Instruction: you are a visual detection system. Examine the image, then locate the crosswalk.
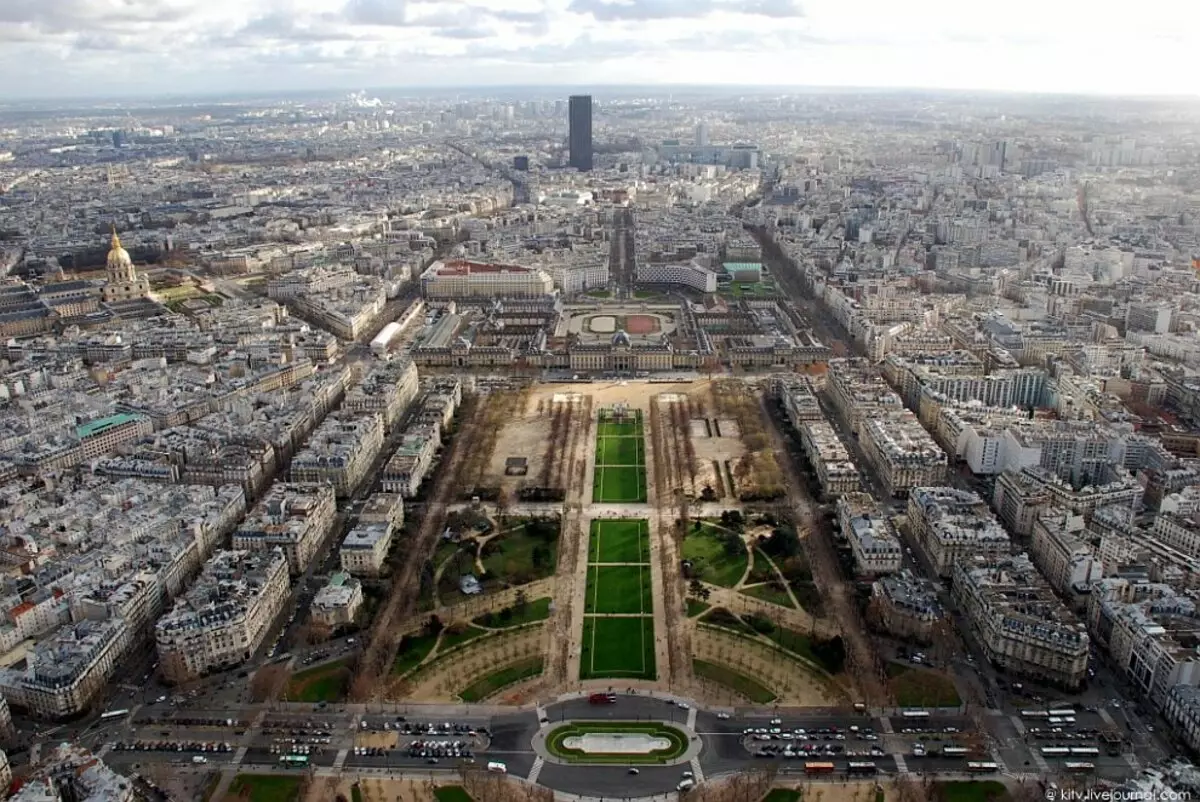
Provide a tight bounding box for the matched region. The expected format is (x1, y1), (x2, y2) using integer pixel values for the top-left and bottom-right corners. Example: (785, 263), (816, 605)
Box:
(332, 748), (350, 770)
(686, 707), (698, 730)
(527, 756), (546, 785)
(892, 753), (908, 773)
(689, 757), (704, 783)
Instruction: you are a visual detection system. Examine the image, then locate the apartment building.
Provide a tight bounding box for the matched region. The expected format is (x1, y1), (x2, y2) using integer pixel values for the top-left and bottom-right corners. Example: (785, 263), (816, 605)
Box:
(907, 486), (1011, 577)
(0, 618), (130, 719)
(1090, 579), (1200, 708)
(155, 548), (290, 684)
(838, 493), (902, 575)
(9, 743), (133, 802)
(1164, 685), (1200, 756)
(340, 522), (393, 576)
(359, 493), (404, 528)
(1030, 512), (1104, 604)
(1153, 510), (1200, 557)
(871, 571), (944, 643)
(75, 413), (153, 461)
(860, 412), (947, 498)
(952, 553), (1089, 690)
(289, 411), (384, 497)
(381, 424), (441, 497)
(993, 465), (1143, 537)
(233, 483), (337, 574)
(826, 358), (905, 435)
(775, 375), (822, 427)
(420, 259), (553, 299)
(799, 420), (860, 498)
(341, 358), (420, 433)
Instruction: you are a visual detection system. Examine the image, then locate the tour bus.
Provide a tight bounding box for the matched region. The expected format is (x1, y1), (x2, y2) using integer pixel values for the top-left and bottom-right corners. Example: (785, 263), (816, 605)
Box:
(1041, 747), (1070, 756)
(942, 747), (968, 757)
(1048, 717), (1064, 726)
(1049, 708), (1076, 718)
(804, 762), (836, 775)
(279, 755), (308, 767)
(100, 709), (130, 721)
(588, 693), (617, 705)
(900, 710), (930, 719)
(1066, 762), (1095, 773)
(1021, 709), (1049, 719)
(1070, 747), (1100, 756)
(487, 762), (508, 774)
(847, 762), (878, 775)
(967, 762), (999, 773)
(853, 703), (867, 713)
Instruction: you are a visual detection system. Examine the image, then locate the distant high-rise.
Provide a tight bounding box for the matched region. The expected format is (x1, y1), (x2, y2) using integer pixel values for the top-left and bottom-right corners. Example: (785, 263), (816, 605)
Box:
(568, 95), (593, 172)
(695, 122), (709, 147)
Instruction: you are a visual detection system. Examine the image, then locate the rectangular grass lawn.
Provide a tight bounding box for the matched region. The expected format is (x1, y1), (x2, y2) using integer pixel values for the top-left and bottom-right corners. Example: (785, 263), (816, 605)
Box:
(597, 420), (640, 437)
(589, 519), (649, 563)
(594, 466), (647, 502)
(586, 564), (651, 614)
(597, 435), (642, 465)
(580, 616), (656, 679)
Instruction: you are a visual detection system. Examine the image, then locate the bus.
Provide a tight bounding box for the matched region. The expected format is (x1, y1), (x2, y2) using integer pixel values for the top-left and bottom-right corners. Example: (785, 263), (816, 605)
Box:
(1065, 762), (1095, 773)
(942, 747), (968, 757)
(847, 762), (877, 775)
(279, 755), (308, 767)
(1070, 747), (1100, 756)
(805, 762), (836, 775)
(1021, 710), (1049, 718)
(967, 762), (999, 773)
(100, 709), (130, 721)
(1041, 747), (1070, 756)
(900, 710), (930, 719)
(1049, 709), (1076, 718)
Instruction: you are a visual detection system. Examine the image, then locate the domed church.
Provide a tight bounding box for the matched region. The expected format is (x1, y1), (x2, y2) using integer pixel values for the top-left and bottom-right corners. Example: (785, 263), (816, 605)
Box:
(101, 227), (152, 303)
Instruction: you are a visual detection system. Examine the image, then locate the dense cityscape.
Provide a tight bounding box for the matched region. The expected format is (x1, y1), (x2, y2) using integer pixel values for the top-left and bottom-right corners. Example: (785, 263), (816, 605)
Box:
(0, 82), (1198, 802)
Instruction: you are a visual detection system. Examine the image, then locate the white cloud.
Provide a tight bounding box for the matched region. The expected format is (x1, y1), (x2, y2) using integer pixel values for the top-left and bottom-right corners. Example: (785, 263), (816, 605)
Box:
(0, 0), (1195, 97)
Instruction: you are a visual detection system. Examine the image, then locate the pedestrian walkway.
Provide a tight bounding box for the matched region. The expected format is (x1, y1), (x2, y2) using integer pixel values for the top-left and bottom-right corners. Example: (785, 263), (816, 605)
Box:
(333, 748), (350, 770)
(1098, 708), (1118, 729)
(892, 753), (908, 773)
(688, 756), (704, 783)
(686, 707), (697, 730)
(528, 756), (546, 784)
(1029, 746), (1049, 774)
(878, 715), (894, 734)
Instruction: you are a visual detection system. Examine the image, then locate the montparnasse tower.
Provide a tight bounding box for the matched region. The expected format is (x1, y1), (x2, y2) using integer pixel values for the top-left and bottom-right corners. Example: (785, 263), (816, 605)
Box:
(102, 225), (151, 303)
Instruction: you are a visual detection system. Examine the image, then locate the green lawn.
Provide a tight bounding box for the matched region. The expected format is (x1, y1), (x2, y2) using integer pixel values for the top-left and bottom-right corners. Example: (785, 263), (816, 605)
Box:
(686, 599), (711, 617)
(580, 616), (656, 679)
(693, 659), (777, 703)
(283, 659), (351, 703)
(597, 419), (641, 437)
(474, 596), (553, 628)
(585, 564), (651, 614)
(741, 582), (796, 608)
(391, 632), (439, 676)
(762, 627), (821, 664)
(479, 522), (560, 586)
(229, 775), (302, 802)
(762, 791), (802, 802)
(458, 657), (544, 702)
(596, 435), (643, 465)
(351, 786), (363, 802)
(681, 525), (748, 587)
(546, 721), (687, 763)
(887, 662), (963, 708)
(593, 465), (647, 502)
(433, 787), (474, 802)
(934, 781), (1010, 802)
(589, 519), (650, 563)
(438, 625), (489, 653)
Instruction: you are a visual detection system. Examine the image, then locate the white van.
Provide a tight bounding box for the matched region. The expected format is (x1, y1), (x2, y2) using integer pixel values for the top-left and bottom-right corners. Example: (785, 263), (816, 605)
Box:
(192, 756), (208, 764)
(677, 779), (695, 792)
(487, 761), (507, 774)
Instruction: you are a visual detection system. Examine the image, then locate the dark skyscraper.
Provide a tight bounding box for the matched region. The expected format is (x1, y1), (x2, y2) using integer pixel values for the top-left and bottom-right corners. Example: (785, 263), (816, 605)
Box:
(568, 95), (593, 172)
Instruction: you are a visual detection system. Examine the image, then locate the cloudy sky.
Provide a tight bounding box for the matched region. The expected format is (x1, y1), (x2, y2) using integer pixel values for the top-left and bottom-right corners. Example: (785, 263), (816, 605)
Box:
(1, 0), (1197, 99)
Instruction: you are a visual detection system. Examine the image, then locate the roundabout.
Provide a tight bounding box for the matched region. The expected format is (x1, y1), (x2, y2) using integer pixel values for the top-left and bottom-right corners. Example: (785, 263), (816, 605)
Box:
(539, 720), (697, 765)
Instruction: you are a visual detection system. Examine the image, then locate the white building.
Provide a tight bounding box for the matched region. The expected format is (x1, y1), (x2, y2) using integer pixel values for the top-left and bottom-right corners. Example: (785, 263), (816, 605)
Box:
(340, 522), (394, 576)
(311, 572), (364, 629)
(636, 259), (718, 292)
(420, 259), (554, 299)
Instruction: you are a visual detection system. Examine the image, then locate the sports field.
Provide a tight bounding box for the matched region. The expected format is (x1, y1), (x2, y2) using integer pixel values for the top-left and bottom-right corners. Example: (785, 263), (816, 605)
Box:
(579, 518), (657, 680)
(593, 409), (648, 503)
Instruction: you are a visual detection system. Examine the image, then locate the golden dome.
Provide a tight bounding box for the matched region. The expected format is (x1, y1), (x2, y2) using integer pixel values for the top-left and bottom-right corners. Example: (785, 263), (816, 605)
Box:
(106, 226), (133, 273)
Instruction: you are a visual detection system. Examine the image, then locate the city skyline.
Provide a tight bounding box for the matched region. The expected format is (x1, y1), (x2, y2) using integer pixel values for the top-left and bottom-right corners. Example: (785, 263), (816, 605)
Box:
(0, 0), (1197, 100)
